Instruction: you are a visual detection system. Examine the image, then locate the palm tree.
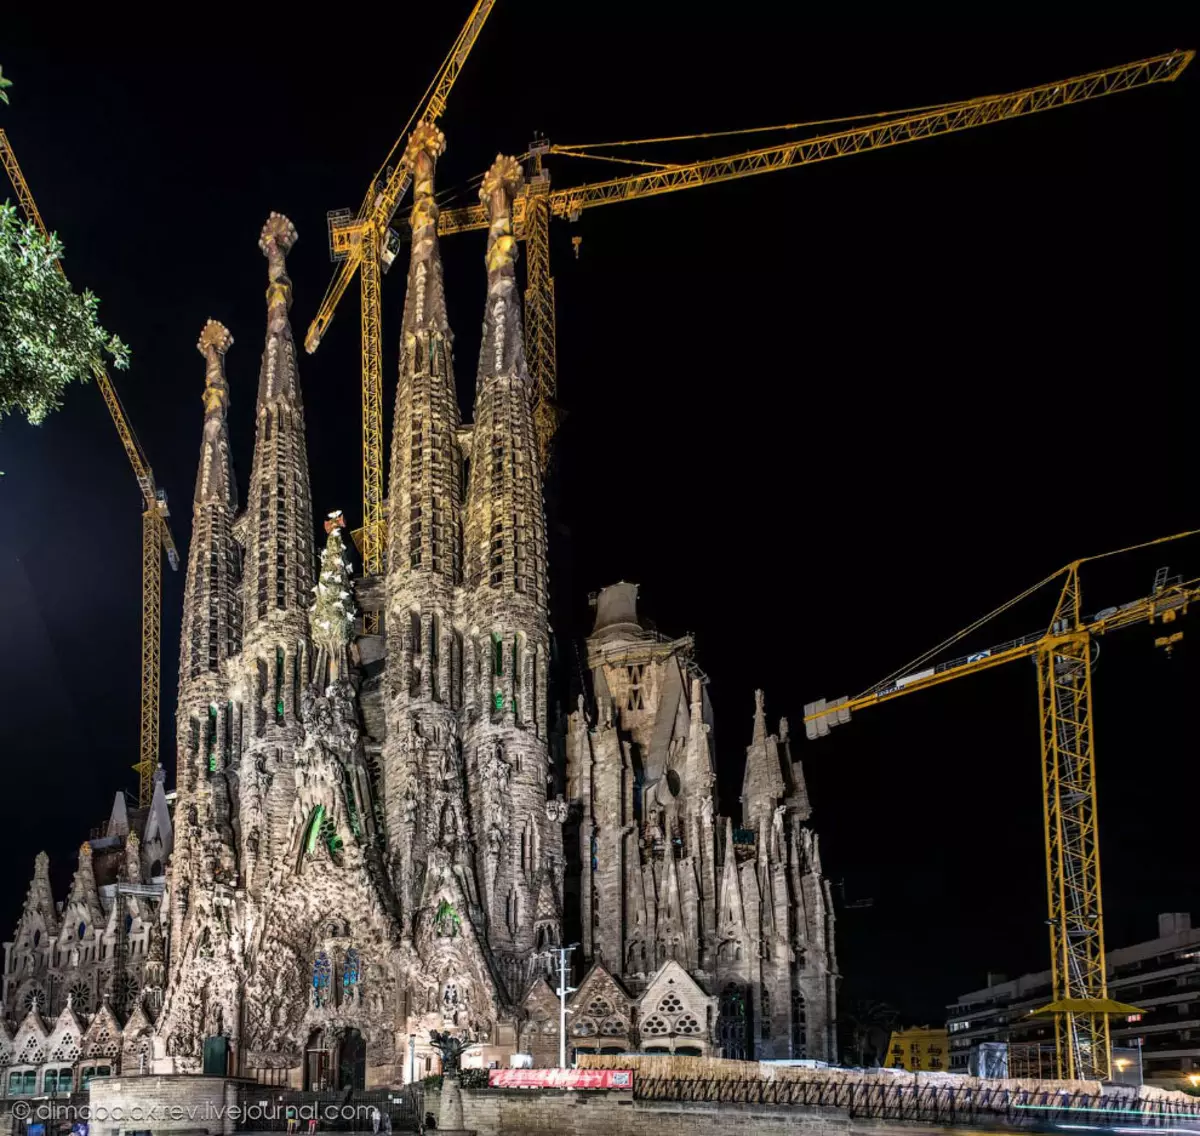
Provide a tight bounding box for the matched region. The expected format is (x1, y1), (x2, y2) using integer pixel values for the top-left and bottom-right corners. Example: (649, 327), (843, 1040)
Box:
(840, 999), (899, 1067)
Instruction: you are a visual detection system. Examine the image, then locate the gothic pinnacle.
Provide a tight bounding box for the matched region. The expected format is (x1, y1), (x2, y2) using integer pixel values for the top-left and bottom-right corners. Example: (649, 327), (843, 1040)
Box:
(259, 212), (298, 315)
(481, 154), (523, 283)
(406, 121), (446, 249)
(196, 320), (233, 416)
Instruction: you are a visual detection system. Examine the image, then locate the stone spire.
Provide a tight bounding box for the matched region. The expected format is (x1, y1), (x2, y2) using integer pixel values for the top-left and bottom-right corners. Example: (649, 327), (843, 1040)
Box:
(741, 690), (788, 832)
(463, 154), (548, 640)
(179, 321), (239, 693)
(64, 842), (102, 927)
(16, 851), (58, 939)
(381, 121), (467, 923)
(242, 213), (314, 649)
(462, 155), (556, 988)
(310, 511), (357, 685)
(386, 120), (461, 602)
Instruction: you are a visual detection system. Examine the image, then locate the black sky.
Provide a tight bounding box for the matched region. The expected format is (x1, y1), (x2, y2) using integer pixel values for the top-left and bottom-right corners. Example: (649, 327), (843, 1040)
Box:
(0, 11), (1194, 1027)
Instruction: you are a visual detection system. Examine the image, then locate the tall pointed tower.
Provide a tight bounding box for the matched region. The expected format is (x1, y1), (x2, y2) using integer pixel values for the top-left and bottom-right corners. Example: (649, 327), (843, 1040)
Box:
(463, 154), (558, 994)
(157, 321), (245, 1072)
(239, 213), (315, 875)
(381, 121), (470, 924)
(172, 320), (240, 924)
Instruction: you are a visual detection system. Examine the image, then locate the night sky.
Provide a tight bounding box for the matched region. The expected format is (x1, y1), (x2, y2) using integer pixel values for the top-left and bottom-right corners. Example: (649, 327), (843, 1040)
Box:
(0, 12), (1194, 1028)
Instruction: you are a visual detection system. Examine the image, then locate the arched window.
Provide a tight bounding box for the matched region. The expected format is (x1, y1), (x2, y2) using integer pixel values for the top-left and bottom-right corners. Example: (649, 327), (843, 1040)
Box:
(78, 922), (87, 940)
(760, 984), (772, 1039)
(150, 859), (163, 878)
(718, 983), (748, 1060)
(791, 989), (807, 1056)
(274, 648), (286, 724)
(492, 632), (503, 677)
(32, 930), (40, 948)
(342, 948), (361, 992)
(312, 951), (332, 1009)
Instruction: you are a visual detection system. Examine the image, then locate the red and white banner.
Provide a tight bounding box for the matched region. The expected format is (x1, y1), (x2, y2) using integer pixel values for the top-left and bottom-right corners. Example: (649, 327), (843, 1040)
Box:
(488, 1068), (634, 1090)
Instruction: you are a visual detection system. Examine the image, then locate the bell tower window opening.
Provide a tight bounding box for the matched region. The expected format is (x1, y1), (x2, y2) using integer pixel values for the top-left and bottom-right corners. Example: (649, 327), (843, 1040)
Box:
(255, 659), (268, 737)
(292, 648), (301, 717)
(206, 705), (218, 774)
(410, 416), (424, 569)
(627, 665), (644, 711)
(256, 480), (270, 619)
(409, 613), (422, 697)
(451, 630), (464, 711)
(513, 637), (523, 724)
(492, 633), (503, 677)
(431, 614), (442, 702)
(489, 518), (504, 587)
(275, 468), (288, 610)
(206, 530), (220, 671)
(275, 647), (285, 724)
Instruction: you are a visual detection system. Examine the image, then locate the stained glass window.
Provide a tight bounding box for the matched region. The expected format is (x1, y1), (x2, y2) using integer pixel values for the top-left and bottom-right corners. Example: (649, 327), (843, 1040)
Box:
(342, 948), (361, 992)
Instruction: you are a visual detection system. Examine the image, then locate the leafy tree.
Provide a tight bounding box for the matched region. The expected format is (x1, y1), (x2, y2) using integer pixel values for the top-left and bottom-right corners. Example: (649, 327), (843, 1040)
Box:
(0, 203), (130, 424)
(0, 65), (13, 105)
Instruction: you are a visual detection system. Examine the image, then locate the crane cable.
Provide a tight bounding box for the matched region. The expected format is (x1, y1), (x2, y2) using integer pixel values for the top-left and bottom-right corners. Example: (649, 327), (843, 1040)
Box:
(859, 528), (1200, 699)
(551, 97), (975, 155)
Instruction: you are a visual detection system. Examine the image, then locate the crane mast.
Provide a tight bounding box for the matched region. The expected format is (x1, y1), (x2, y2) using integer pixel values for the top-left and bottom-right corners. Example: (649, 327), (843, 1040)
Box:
(803, 535), (1199, 1080)
(1, 128), (179, 809)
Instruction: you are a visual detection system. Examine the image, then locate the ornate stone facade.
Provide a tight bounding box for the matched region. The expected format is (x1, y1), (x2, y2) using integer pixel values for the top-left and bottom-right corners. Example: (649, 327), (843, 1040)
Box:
(559, 582), (838, 1060)
(1, 781), (173, 1094)
(3, 125), (836, 1088)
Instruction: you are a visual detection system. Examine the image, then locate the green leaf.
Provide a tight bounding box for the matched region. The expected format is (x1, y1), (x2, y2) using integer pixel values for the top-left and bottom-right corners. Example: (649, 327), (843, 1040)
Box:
(0, 207), (131, 423)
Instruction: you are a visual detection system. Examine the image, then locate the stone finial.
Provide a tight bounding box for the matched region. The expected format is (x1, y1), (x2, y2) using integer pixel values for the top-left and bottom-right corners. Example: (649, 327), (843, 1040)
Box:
(752, 689), (767, 743)
(480, 154), (523, 205)
(404, 120), (447, 169)
(482, 155), (523, 279)
(259, 212), (298, 258)
(197, 320), (233, 413)
(407, 122), (446, 236)
(260, 213), (298, 312)
(324, 508), (346, 535)
(197, 319), (234, 358)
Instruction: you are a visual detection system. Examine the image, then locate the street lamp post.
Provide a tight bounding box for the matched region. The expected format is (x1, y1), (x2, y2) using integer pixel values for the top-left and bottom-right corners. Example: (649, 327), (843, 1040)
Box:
(535, 944), (578, 1069)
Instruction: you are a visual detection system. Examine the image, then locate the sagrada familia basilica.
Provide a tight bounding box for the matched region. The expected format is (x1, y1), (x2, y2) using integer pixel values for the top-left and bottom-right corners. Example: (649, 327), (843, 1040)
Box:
(1, 123), (838, 1092)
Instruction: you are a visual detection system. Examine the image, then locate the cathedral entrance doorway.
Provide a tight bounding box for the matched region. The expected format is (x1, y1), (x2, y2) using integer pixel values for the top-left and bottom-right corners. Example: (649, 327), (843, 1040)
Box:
(304, 1028), (368, 1091)
(304, 1030), (332, 1091)
(338, 1029), (366, 1090)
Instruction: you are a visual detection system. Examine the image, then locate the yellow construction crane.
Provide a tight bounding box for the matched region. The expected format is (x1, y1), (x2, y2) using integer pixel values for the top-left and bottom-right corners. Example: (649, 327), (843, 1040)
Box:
(427, 49), (1193, 466)
(303, 0), (496, 608)
(1, 129), (179, 810)
(802, 531), (1200, 1081)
